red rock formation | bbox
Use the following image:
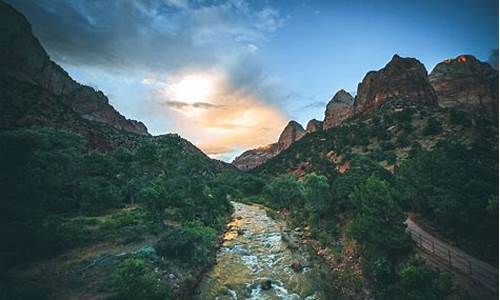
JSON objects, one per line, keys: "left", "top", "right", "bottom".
{"left": 277, "top": 121, "right": 306, "bottom": 152}
{"left": 354, "top": 55, "right": 438, "bottom": 113}
{"left": 232, "top": 121, "right": 306, "bottom": 170}
{"left": 429, "top": 55, "right": 498, "bottom": 117}
{"left": 231, "top": 143, "right": 279, "bottom": 171}
{"left": 323, "top": 89, "right": 354, "bottom": 130}
{"left": 0, "top": 1, "right": 148, "bottom": 135}
{"left": 306, "top": 119, "right": 323, "bottom": 133}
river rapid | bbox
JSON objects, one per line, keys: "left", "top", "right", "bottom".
{"left": 196, "top": 202, "right": 333, "bottom": 300}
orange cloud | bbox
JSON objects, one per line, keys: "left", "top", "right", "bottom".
{"left": 148, "top": 70, "right": 287, "bottom": 158}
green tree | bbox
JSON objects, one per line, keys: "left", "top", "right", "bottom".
{"left": 303, "top": 173, "right": 332, "bottom": 222}
{"left": 349, "top": 176, "right": 410, "bottom": 257}
{"left": 265, "top": 175, "right": 304, "bottom": 209}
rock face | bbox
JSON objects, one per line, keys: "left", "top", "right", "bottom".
{"left": 429, "top": 55, "right": 498, "bottom": 117}
{"left": 323, "top": 89, "right": 354, "bottom": 130}
{"left": 0, "top": 1, "right": 148, "bottom": 135}
{"left": 306, "top": 119, "right": 323, "bottom": 133}
{"left": 232, "top": 143, "right": 279, "bottom": 171}
{"left": 277, "top": 121, "right": 306, "bottom": 152}
{"left": 232, "top": 121, "right": 306, "bottom": 170}
{"left": 354, "top": 55, "right": 438, "bottom": 113}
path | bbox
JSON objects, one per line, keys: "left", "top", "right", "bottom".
{"left": 405, "top": 218, "right": 499, "bottom": 293}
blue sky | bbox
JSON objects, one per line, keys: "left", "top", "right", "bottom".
{"left": 7, "top": 0, "right": 498, "bottom": 161}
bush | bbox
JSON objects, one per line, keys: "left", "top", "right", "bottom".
{"left": 303, "top": 173, "right": 331, "bottom": 223}
{"left": 422, "top": 117, "right": 442, "bottom": 136}
{"left": 112, "top": 258, "right": 170, "bottom": 300}
{"left": 264, "top": 175, "right": 304, "bottom": 209}
{"left": 398, "top": 259, "right": 451, "bottom": 300}
{"left": 155, "top": 221, "right": 217, "bottom": 265}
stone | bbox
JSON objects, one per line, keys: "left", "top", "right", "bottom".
{"left": 429, "top": 54, "right": 498, "bottom": 117}
{"left": 291, "top": 261, "right": 303, "bottom": 272}
{"left": 260, "top": 278, "right": 273, "bottom": 290}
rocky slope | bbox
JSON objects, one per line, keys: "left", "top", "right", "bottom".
{"left": 429, "top": 54, "right": 498, "bottom": 117}
{"left": 323, "top": 89, "right": 355, "bottom": 130}
{"left": 354, "top": 54, "right": 438, "bottom": 113}
{"left": 232, "top": 121, "right": 306, "bottom": 170}
{"left": 0, "top": 1, "right": 148, "bottom": 137}
{"left": 306, "top": 119, "right": 323, "bottom": 133}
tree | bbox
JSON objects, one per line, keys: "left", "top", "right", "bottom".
{"left": 349, "top": 176, "right": 411, "bottom": 257}
{"left": 265, "top": 175, "right": 304, "bottom": 209}
{"left": 303, "top": 173, "right": 332, "bottom": 222}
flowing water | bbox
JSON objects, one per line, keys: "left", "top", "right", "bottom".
{"left": 196, "top": 202, "right": 333, "bottom": 300}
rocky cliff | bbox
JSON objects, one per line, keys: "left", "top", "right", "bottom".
{"left": 306, "top": 119, "right": 323, "bottom": 133}
{"left": 323, "top": 89, "right": 354, "bottom": 130}
{"left": 354, "top": 55, "right": 438, "bottom": 113}
{"left": 0, "top": 1, "right": 148, "bottom": 136}
{"left": 232, "top": 121, "right": 306, "bottom": 170}
{"left": 429, "top": 55, "right": 498, "bottom": 117}
{"left": 277, "top": 121, "right": 306, "bottom": 152}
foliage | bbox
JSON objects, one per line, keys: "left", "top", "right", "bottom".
{"left": 397, "top": 139, "right": 498, "bottom": 263}
{"left": 264, "top": 175, "right": 304, "bottom": 209}
{"left": 303, "top": 173, "right": 332, "bottom": 223}
{"left": 349, "top": 176, "right": 411, "bottom": 258}
{"left": 422, "top": 117, "right": 442, "bottom": 136}
{"left": 112, "top": 258, "right": 170, "bottom": 300}
{"left": 398, "top": 259, "right": 451, "bottom": 300}
{"left": 155, "top": 221, "right": 217, "bottom": 265}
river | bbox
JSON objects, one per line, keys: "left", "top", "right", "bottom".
{"left": 196, "top": 202, "right": 333, "bottom": 299}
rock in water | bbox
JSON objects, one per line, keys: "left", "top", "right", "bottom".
{"left": 323, "top": 89, "right": 354, "bottom": 130}
{"left": 429, "top": 55, "right": 498, "bottom": 117}
{"left": 354, "top": 54, "right": 438, "bottom": 113}
{"left": 260, "top": 278, "right": 273, "bottom": 290}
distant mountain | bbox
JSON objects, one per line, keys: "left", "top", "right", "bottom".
{"left": 234, "top": 53, "right": 498, "bottom": 171}
{"left": 232, "top": 120, "right": 306, "bottom": 170}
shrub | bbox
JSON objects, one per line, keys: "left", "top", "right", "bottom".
{"left": 112, "top": 258, "right": 170, "bottom": 300}
{"left": 264, "top": 175, "right": 304, "bottom": 209}
{"left": 155, "top": 221, "right": 217, "bottom": 265}
{"left": 422, "top": 117, "right": 442, "bottom": 136}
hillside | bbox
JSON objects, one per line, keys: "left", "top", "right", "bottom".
{"left": 0, "top": 2, "right": 235, "bottom": 299}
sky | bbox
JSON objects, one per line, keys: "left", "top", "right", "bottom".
{"left": 7, "top": 0, "right": 499, "bottom": 161}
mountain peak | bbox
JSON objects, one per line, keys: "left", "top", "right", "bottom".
{"left": 0, "top": 1, "right": 148, "bottom": 136}
{"left": 429, "top": 54, "right": 498, "bottom": 116}
{"left": 354, "top": 55, "right": 437, "bottom": 112}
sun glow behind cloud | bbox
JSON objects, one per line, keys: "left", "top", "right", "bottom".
{"left": 145, "top": 70, "right": 287, "bottom": 160}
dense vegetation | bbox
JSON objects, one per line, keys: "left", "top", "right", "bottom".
{"left": 250, "top": 103, "right": 498, "bottom": 298}
{"left": 0, "top": 127, "right": 234, "bottom": 299}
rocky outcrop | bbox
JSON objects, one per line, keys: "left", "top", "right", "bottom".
{"left": 277, "top": 121, "right": 306, "bottom": 152}
{"left": 0, "top": 1, "right": 148, "bottom": 135}
{"left": 429, "top": 55, "right": 498, "bottom": 117}
{"left": 354, "top": 55, "right": 438, "bottom": 113}
{"left": 232, "top": 143, "right": 279, "bottom": 171}
{"left": 323, "top": 90, "right": 354, "bottom": 130}
{"left": 232, "top": 121, "right": 306, "bottom": 170}
{"left": 306, "top": 119, "right": 323, "bottom": 133}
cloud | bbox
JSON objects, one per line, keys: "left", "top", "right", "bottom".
{"left": 7, "top": 0, "right": 289, "bottom": 158}
{"left": 146, "top": 70, "right": 287, "bottom": 155}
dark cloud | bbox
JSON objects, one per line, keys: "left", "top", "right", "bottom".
{"left": 7, "top": 0, "right": 284, "bottom": 70}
